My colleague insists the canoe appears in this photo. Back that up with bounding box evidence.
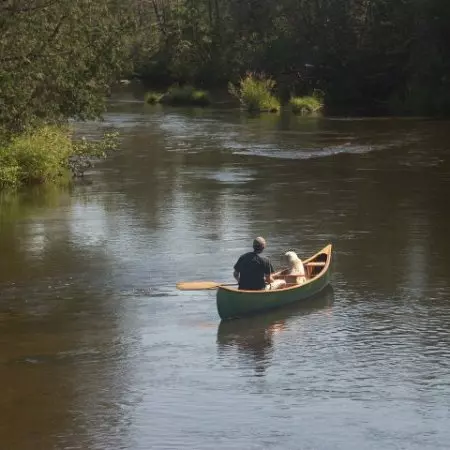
[216,244,332,320]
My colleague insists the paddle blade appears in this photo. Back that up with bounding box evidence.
[176,281,222,291]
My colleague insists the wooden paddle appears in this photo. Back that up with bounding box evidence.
[176,281,237,291]
[177,272,301,291]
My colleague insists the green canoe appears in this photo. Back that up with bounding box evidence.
[216,244,333,320]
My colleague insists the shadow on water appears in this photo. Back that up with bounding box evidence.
[216,286,334,375]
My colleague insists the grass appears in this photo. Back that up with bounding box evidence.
[0,126,72,187]
[228,72,280,113]
[0,126,119,189]
[289,93,324,114]
[160,85,211,106]
[144,91,164,104]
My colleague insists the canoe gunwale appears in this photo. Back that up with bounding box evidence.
[218,244,332,295]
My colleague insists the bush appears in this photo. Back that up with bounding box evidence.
[0,126,119,188]
[228,72,280,113]
[0,126,72,187]
[71,131,119,158]
[0,157,20,188]
[161,85,211,106]
[144,91,164,104]
[289,92,324,114]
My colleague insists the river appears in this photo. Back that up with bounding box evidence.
[1,97,450,449]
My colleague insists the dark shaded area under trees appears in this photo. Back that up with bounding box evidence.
[1,0,450,141]
[132,0,450,116]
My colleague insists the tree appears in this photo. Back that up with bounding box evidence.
[0,0,138,137]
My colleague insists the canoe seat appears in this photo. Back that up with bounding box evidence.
[305,260,327,279]
[305,261,326,267]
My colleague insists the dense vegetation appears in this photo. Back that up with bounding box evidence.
[0,126,118,187]
[1,0,450,187]
[290,94,324,115]
[0,0,137,187]
[145,85,211,106]
[228,73,280,113]
[133,0,450,116]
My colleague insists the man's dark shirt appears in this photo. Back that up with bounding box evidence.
[234,252,274,290]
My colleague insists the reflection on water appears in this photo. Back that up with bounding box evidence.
[1,101,450,449]
[217,286,334,376]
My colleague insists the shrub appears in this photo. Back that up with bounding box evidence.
[191,89,210,106]
[0,126,119,188]
[228,72,280,113]
[0,126,72,187]
[161,85,211,106]
[71,130,119,158]
[289,91,324,114]
[144,91,164,104]
[0,154,20,188]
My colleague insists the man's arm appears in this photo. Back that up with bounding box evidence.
[233,256,242,283]
[265,259,276,284]
[265,273,275,284]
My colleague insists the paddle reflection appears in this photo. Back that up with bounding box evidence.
[216,286,334,375]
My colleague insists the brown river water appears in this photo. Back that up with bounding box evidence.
[1,96,450,450]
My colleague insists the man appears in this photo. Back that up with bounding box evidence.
[233,237,282,290]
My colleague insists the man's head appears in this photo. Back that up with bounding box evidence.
[253,236,266,253]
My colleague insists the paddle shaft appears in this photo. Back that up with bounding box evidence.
[176,281,237,291]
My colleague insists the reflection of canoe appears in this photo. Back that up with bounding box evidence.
[216,244,332,320]
[216,286,334,374]
[217,284,334,342]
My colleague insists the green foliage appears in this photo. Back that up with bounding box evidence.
[229,73,280,113]
[0,127,119,188]
[0,126,72,187]
[0,156,20,188]
[72,131,119,158]
[0,0,138,135]
[1,0,450,148]
[290,93,323,115]
[0,0,128,189]
[129,0,450,116]
[161,85,211,106]
[191,89,211,106]
[145,91,164,104]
